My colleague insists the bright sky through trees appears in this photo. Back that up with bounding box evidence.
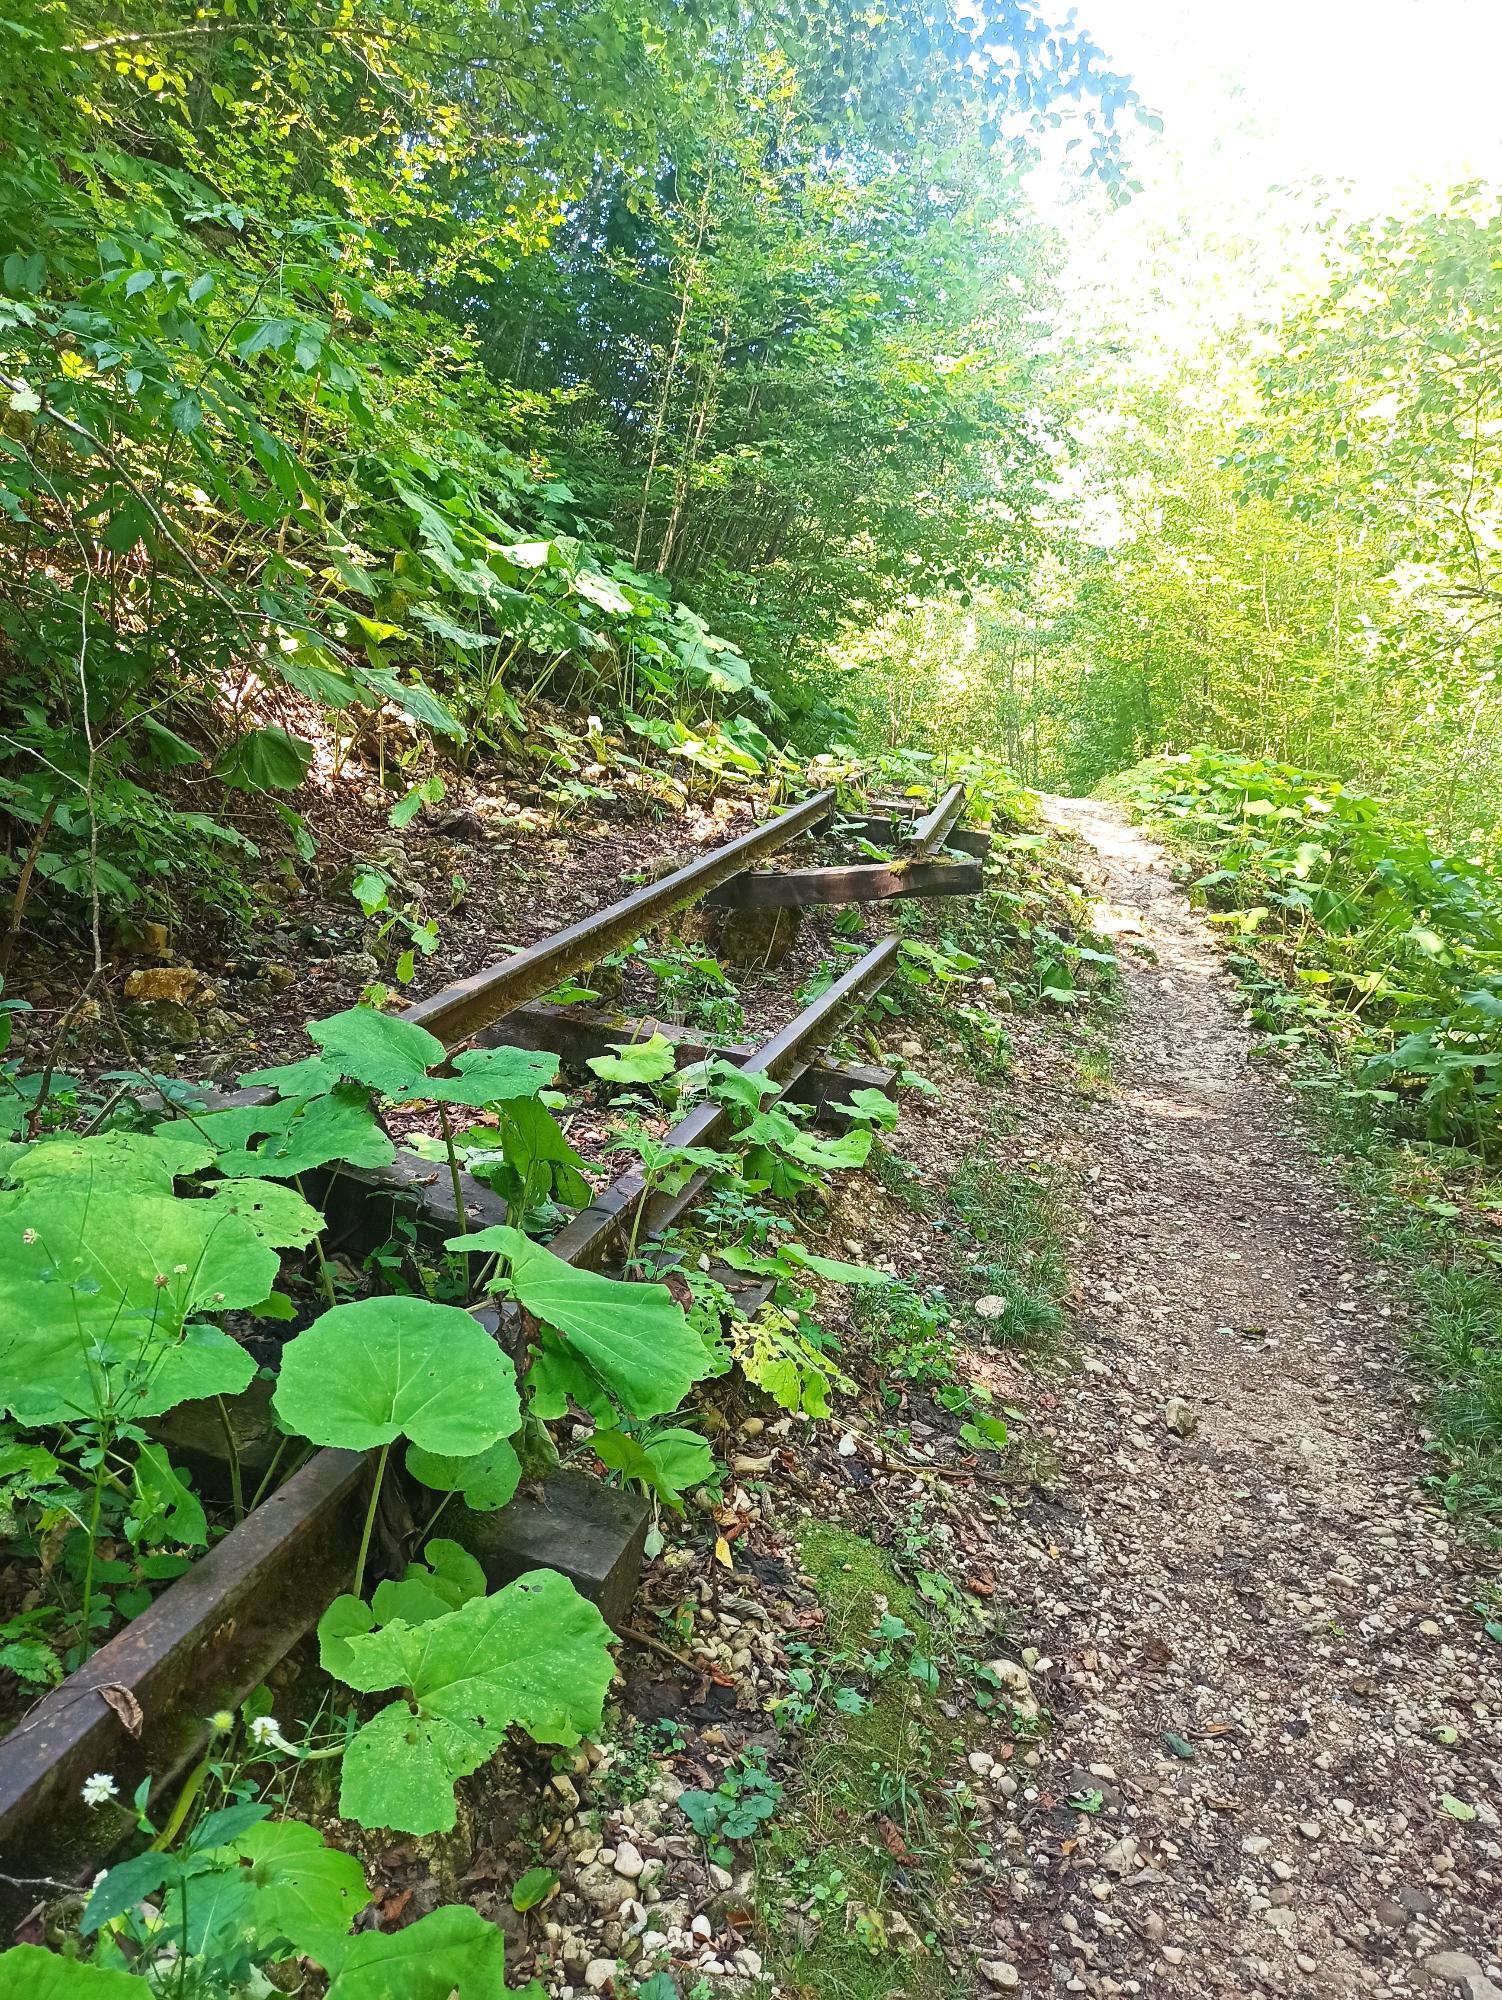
[1081,0,1502,199]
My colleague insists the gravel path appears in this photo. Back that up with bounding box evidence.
[996,800,1502,2000]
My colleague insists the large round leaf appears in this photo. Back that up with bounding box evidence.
[428,1045,557,1108]
[0,1946,144,1996]
[0,1186,275,1423]
[330,1569,614,1834]
[208,1818,370,1952]
[454,1224,709,1418]
[307,1007,445,1098]
[273,1298,520,1453]
[313,1905,514,1999]
[3,1129,214,1193]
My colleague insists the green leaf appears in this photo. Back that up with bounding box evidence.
[137,716,202,769]
[188,1084,395,1180]
[511,1865,558,1913]
[327,1570,615,1834]
[236,1054,342,1094]
[308,1007,446,1098]
[845,1087,899,1130]
[275,1297,521,1454]
[0,1951,143,1996]
[428,1046,558,1108]
[315,1905,513,1998]
[1439,1793,1478,1822]
[214,726,314,794]
[591,1424,712,1508]
[82,1850,172,1932]
[782,1126,872,1172]
[203,1177,325,1249]
[406,1437,522,1511]
[354,664,463,739]
[131,1442,208,1549]
[781,1246,893,1286]
[204,1816,370,1950]
[3,1128,213,1193]
[1162,1731,1195,1760]
[0,1184,274,1423]
[587,1034,678,1085]
[455,1225,709,1418]
[388,773,445,828]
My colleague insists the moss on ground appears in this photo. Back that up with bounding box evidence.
[759,1521,977,2000]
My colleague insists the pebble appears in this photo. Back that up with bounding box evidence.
[979,1961,1021,1989]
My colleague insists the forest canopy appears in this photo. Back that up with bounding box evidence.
[3,0,1500,944]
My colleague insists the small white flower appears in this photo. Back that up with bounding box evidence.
[212,1291,225,1304]
[172,1263,188,1276]
[248,1714,296,1754]
[22,1228,36,1246]
[82,1772,119,1807]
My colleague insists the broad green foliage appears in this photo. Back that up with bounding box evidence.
[0,1155,271,1422]
[456,1224,711,1418]
[0,1949,143,1996]
[184,1085,396,1181]
[273,1298,521,1454]
[307,1010,447,1099]
[207,1816,371,1943]
[316,1906,539,2000]
[318,1567,615,1834]
[406,1438,523,1512]
[0,0,1140,931]
[1120,751,1502,1149]
[592,1423,714,1509]
[588,1034,679,1086]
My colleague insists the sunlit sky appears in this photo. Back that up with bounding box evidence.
[1041,0,1502,349]
[1084,0,1502,201]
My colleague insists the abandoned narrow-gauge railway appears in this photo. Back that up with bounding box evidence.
[0,787,982,1894]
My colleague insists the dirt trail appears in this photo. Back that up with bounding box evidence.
[991,800,1502,2000]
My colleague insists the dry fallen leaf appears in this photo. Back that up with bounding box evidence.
[97,1683,143,1738]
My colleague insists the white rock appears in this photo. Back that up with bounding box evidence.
[583,1960,617,1991]
[985,1658,1032,1697]
[613,1841,645,1881]
[690,1914,713,1942]
[968,1750,996,1778]
[979,1961,1020,1990]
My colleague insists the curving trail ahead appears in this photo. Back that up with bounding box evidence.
[994,799,1501,2000]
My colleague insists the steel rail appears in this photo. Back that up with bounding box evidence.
[906,781,968,859]
[0,1449,364,1878]
[0,924,894,1885]
[401,789,834,1046]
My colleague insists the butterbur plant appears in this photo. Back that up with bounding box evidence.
[270,1296,615,1837]
[452,1224,713,1426]
[271,1295,524,1597]
[5,1802,543,1995]
[316,1541,614,1836]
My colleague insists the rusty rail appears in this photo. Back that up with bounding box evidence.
[0,802,925,1884]
[402,789,834,1044]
